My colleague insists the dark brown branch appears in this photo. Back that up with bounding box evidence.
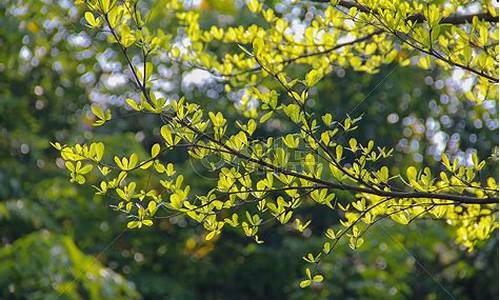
[311,0,498,25]
[408,12,498,25]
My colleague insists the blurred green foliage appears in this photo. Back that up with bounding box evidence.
[0,0,497,299]
[0,231,140,299]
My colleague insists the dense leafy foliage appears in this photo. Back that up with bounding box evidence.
[55,0,498,288]
[1,0,498,298]
[0,231,140,299]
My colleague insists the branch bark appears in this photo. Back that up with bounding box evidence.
[311,0,499,25]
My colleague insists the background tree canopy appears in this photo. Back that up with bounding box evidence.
[1,0,498,299]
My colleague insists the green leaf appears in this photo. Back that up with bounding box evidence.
[406,166,417,181]
[322,113,332,126]
[335,145,343,161]
[91,104,104,120]
[260,111,273,123]
[283,134,298,149]
[94,142,104,161]
[84,12,97,27]
[147,201,157,214]
[206,231,217,241]
[127,221,141,229]
[65,162,75,172]
[128,153,138,169]
[151,143,160,157]
[349,138,357,152]
[79,164,93,175]
[323,242,331,253]
[321,132,330,146]
[299,280,311,288]
[142,219,153,226]
[126,98,140,111]
[50,142,62,150]
[145,62,153,81]
[305,69,322,87]
[283,104,300,123]
[161,125,174,145]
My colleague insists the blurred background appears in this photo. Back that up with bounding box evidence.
[0,0,498,299]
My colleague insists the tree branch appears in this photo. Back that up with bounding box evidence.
[172,116,498,205]
[103,10,498,206]
[311,0,498,25]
